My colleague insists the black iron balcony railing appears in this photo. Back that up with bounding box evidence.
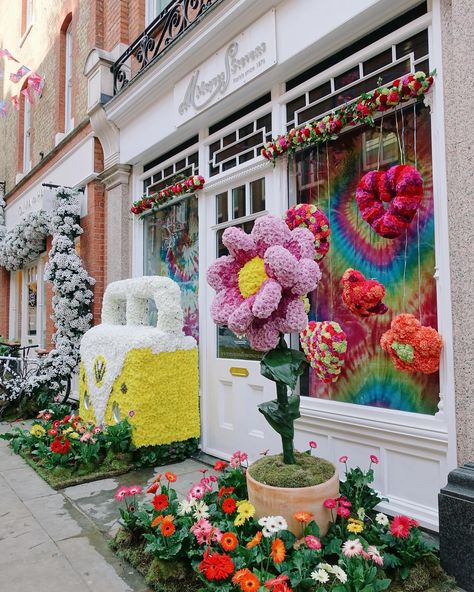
[111,0,223,95]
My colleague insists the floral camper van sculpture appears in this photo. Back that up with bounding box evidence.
[79,276,200,448]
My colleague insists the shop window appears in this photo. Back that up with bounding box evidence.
[291,102,438,414]
[285,29,429,131]
[59,14,73,134]
[143,195,199,342]
[208,112,272,177]
[143,150,199,194]
[64,22,73,132]
[214,178,267,360]
[25,265,38,344]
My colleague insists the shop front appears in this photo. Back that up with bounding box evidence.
[102,0,455,529]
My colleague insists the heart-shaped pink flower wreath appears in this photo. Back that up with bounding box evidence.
[284,204,330,261]
[341,268,388,317]
[300,320,347,383]
[380,313,442,374]
[355,164,423,238]
[207,215,321,351]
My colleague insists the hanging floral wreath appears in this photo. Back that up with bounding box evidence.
[300,320,347,383]
[355,164,423,238]
[0,210,50,271]
[1,188,95,401]
[341,268,388,317]
[380,314,442,374]
[130,175,205,216]
[261,72,434,164]
[284,204,331,261]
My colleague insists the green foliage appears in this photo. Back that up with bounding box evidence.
[134,438,199,468]
[340,465,387,515]
[105,419,134,453]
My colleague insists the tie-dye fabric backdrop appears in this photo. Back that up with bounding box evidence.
[144,196,199,342]
[294,103,439,414]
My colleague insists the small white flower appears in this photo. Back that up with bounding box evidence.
[177,498,194,516]
[193,500,210,521]
[375,512,389,526]
[311,568,329,584]
[258,516,270,527]
[272,515,288,532]
[262,526,274,538]
[317,562,335,574]
[332,566,347,583]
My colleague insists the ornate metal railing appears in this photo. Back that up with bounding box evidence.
[111,0,223,95]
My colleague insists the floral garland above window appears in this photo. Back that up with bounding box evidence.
[0,188,95,402]
[261,72,434,164]
[0,210,50,271]
[130,175,205,216]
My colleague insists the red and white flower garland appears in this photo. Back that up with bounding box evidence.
[130,175,205,216]
[261,71,434,164]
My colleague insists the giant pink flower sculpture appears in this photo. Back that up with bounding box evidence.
[207,215,321,351]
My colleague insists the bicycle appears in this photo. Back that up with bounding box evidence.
[0,341,72,418]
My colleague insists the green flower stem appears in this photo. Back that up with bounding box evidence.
[276,381,296,465]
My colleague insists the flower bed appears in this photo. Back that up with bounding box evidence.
[1,405,198,489]
[110,451,455,592]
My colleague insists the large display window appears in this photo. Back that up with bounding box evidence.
[292,103,438,414]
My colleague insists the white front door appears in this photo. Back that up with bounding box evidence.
[201,174,280,461]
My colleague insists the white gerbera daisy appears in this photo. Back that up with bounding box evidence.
[375,512,389,526]
[193,500,210,520]
[177,498,194,516]
[311,568,329,584]
[273,515,288,531]
[332,566,347,583]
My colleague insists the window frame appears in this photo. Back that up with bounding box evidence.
[64,22,73,133]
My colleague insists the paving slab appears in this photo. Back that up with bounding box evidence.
[1,465,56,500]
[24,492,84,541]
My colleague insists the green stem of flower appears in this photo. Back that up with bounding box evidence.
[276,382,296,465]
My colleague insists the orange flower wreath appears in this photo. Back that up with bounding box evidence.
[380,314,442,374]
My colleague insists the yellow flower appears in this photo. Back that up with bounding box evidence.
[347,518,364,534]
[234,500,255,526]
[30,424,46,438]
[69,432,80,440]
[63,427,73,434]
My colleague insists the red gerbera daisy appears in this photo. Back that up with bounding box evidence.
[390,515,412,538]
[198,551,234,581]
[222,497,237,514]
[152,493,169,511]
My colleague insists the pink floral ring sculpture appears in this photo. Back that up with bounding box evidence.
[300,321,347,383]
[284,204,331,261]
[207,215,322,351]
[355,164,423,239]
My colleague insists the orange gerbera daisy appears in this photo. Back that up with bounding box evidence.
[271,538,286,564]
[164,471,177,482]
[221,532,238,552]
[246,531,263,549]
[161,520,176,536]
[152,473,162,483]
[151,515,164,528]
[293,511,314,523]
[232,569,261,591]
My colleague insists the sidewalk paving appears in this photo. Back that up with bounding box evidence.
[0,422,212,592]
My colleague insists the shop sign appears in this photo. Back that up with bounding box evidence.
[175,9,276,125]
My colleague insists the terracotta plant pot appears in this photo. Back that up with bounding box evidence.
[246,462,339,537]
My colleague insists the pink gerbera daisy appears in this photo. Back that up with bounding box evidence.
[207,215,321,351]
[342,538,363,557]
[114,486,129,502]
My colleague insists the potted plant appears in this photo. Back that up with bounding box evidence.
[207,211,340,536]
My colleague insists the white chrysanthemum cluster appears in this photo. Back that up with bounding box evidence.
[0,210,50,271]
[1,188,95,401]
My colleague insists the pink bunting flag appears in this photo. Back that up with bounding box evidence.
[21,86,34,104]
[27,72,44,95]
[0,101,7,117]
[9,65,31,83]
[0,48,20,62]
[11,95,19,111]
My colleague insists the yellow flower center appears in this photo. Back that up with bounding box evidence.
[238,257,268,298]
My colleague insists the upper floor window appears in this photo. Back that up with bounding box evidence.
[146,0,171,25]
[23,95,31,172]
[21,0,33,35]
[64,22,73,132]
